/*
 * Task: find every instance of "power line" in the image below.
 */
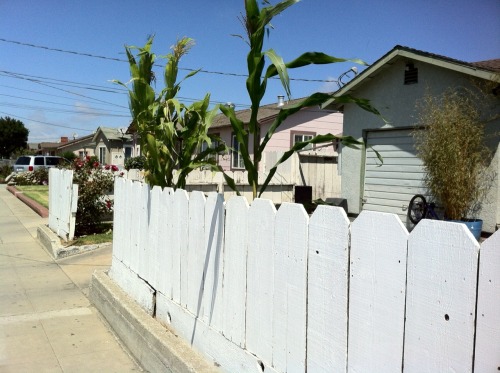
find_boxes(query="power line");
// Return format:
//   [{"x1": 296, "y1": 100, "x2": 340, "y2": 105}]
[
  {"x1": 0, "y1": 37, "x2": 340, "y2": 83},
  {"x1": 0, "y1": 102, "x2": 130, "y2": 117},
  {"x1": 0, "y1": 111, "x2": 95, "y2": 132},
  {"x1": 0, "y1": 93, "x2": 129, "y2": 114},
  {"x1": 0, "y1": 71, "x2": 129, "y2": 109}
]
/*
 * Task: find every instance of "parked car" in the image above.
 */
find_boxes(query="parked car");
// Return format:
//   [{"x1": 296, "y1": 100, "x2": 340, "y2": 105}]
[{"x1": 13, "y1": 155, "x2": 70, "y2": 173}]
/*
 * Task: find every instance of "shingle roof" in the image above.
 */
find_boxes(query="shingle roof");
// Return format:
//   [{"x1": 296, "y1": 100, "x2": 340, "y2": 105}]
[
  {"x1": 211, "y1": 97, "x2": 306, "y2": 128},
  {"x1": 93, "y1": 126, "x2": 132, "y2": 141},
  {"x1": 57, "y1": 134, "x2": 95, "y2": 150},
  {"x1": 471, "y1": 59, "x2": 500, "y2": 72}
]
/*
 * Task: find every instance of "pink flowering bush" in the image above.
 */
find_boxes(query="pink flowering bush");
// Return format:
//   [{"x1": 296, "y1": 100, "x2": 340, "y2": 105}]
[{"x1": 72, "y1": 156, "x2": 114, "y2": 235}]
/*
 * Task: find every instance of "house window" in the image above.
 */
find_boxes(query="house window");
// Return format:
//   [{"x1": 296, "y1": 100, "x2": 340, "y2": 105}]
[
  {"x1": 232, "y1": 134, "x2": 245, "y2": 169},
  {"x1": 291, "y1": 131, "x2": 315, "y2": 150},
  {"x1": 404, "y1": 63, "x2": 418, "y2": 85},
  {"x1": 99, "y1": 147, "x2": 106, "y2": 164},
  {"x1": 201, "y1": 136, "x2": 220, "y2": 164},
  {"x1": 124, "y1": 146, "x2": 133, "y2": 160},
  {"x1": 79, "y1": 151, "x2": 87, "y2": 159}
]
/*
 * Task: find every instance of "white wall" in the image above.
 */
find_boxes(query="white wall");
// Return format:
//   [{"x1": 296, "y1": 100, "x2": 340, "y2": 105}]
[{"x1": 340, "y1": 58, "x2": 499, "y2": 231}]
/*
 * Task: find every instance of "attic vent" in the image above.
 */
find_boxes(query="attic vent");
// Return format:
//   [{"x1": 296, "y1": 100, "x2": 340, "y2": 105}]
[{"x1": 404, "y1": 63, "x2": 418, "y2": 85}]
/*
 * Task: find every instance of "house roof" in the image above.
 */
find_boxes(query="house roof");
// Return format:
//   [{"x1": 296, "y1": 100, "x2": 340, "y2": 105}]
[
  {"x1": 57, "y1": 134, "x2": 95, "y2": 150},
  {"x1": 211, "y1": 97, "x2": 313, "y2": 129},
  {"x1": 92, "y1": 126, "x2": 132, "y2": 142},
  {"x1": 330, "y1": 45, "x2": 500, "y2": 101}
]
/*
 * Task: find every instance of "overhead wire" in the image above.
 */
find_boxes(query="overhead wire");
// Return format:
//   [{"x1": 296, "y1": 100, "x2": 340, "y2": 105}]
[{"x1": 0, "y1": 37, "x2": 340, "y2": 83}]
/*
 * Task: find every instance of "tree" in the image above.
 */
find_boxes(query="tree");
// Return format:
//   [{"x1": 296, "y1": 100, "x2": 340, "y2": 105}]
[
  {"x1": 219, "y1": 0, "x2": 381, "y2": 199},
  {"x1": 0, "y1": 116, "x2": 29, "y2": 158},
  {"x1": 114, "y1": 37, "x2": 226, "y2": 189}
]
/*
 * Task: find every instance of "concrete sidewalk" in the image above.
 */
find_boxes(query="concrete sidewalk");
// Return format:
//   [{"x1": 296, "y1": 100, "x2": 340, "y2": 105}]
[{"x1": 0, "y1": 186, "x2": 141, "y2": 372}]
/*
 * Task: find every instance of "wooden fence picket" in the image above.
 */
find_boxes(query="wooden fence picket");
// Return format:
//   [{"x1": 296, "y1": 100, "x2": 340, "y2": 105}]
[
  {"x1": 474, "y1": 230, "x2": 500, "y2": 372},
  {"x1": 157, "y1": 188, "x2": 174, "y2": 298},
  {"x1": 186, "y1": 191, "x2": 206, "y2": 317},
  {"x1": 121, "y1": 179, "x2": 134, "y2": 269},
  {"x1": 173, "y1": 189, "x2": 189, "y2": 306},
  {"x1": 137, "y1": 183, "x2": 150, "y2": 283},
  {"x1": 272, "y1": 203, "x2": 309, "y2": 373},
  {"x1": 404, "y1": 220, "x2": 479, "y2": 373},
  {"x1": 348, "y1": 211, "x2": 409, "y2": 372},
  {"x1": 202, "y1": 192, "x2": 225, "y2": 331},
  {"x1": 222, "y1": 196, "x2": 249, "y2": 347},
  {"x1": 147, "y1": 186, "x2": 161, "y2": 291},
  {"x1": 307, "y1": 206, "x2": 350, "y2": 373},
  {"x1": 246, "y1": 199, "x2": 276, "y2": 366}
]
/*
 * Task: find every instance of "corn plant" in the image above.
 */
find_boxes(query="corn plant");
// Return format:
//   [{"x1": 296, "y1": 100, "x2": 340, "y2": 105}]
[
  {"x1": 220, "y1": 0, "x2": 381, "y2": 199},
  {"x1": 114, "y1": 37, "x2": 226, "y2": 189}
]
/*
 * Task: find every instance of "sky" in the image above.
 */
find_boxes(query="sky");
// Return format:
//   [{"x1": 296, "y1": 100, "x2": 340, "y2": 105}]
[{"x1": 0, "y1": 0, "x2": 499, "y2": 144}]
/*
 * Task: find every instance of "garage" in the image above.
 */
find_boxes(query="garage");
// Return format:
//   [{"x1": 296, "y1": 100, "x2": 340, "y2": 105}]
[{"x1": 362, "y1": 129, "x2": 426, "y2": 224}]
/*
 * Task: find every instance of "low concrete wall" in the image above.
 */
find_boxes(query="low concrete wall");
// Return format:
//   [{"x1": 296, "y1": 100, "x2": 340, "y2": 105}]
[{"x1": 89, "y1": 270, "x2": 221, "y2": 373}]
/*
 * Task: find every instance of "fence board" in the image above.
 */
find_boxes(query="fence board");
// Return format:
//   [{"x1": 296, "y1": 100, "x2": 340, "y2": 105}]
[
  {"x1": 202, "y1": 192, "x2": 225, "y2": 331},
  {"x1": 404, "y1": 220, "x2": 479, "y2": 373},
  {"x1": 138, "y1": 183, "x2": 150, "y2": 283},
  {"x1": 187, "y1": 191, "x2": 206, "y2": 317},
  {"x1": 111, "y1": 178, "x2": 123, "y2": 262},
  {"x1": 223, "y1": 196, "x2": 249, "y2": 347},
  {"x1": 474, "y1": 230, "x2": 500, "y2": 372},
  {"x1": 147, "y1": 186, "x2": 161, "y2": 290},
  {"x1": 157, "y1": 188, "x2": 174, "y2": 298},
  {"x1": 272, "y1": 203, "x2": 309, "y2": 373},
  {"x1": 307, "y1": 206, "x2": 350, "y2": 373},
  {"x1": 174, "y1": 189, "x2": 189, "y2": 306},
  {"x1": 246, "y1": 199, "x2": 276, "y2": 367},
  {"x1": 348, "y1": 210, "x2": 408, "y2": 372}
]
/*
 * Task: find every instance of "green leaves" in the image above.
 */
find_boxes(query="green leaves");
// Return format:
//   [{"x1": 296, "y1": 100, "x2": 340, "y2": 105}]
[
  {"x1": 115, "y1": 37, "x2": 226, "y2": 189},
  {"x1": 219, "y1": 0, "x2": 382, "y2": 199}
]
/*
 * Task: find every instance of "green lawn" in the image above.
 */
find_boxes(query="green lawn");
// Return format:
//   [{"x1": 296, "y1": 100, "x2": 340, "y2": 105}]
[{"x1": 15, "y1": 185, "x2": 49, "y2": 208}]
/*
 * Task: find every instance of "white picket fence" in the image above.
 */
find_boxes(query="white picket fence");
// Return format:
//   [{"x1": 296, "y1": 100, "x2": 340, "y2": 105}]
[
  {"x1": 48, "y1": 168, "x2": 78, "y2": 241},
  {"x1": 109, "y1": 178, "x2": 499, "y2": 373}
]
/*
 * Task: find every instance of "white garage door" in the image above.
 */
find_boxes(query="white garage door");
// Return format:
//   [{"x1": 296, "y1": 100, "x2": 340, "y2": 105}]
[{"x1": 362, "y1": 129, "x2": 426, "y2": 224}]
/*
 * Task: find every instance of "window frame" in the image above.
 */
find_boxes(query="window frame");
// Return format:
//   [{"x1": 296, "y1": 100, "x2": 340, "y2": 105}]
[
  {"x1": 290, "y1": 130, "x2": 316, "y2": 151},
  {"x1": 231, "y1": 133, "x2": 245, "y2": 170}
]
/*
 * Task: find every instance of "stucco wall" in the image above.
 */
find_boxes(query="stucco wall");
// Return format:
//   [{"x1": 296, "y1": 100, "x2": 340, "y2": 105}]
[{"x1": 340, "y1": 58, "x2": 499, "y2": 232}]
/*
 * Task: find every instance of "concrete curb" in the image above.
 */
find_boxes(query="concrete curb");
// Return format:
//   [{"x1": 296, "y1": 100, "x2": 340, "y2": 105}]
[
  {"x1": 89, "y1": 270, "x2": 221, "y2": 373},
  {"x1": 37, "y1": 224, "x2": 112, "y2": 260},
  {"x1": 6, "y1": 185, "x2": 49, "y2": 218}
]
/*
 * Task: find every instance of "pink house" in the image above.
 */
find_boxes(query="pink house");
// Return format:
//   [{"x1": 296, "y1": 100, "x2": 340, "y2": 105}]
[{"x1": 209, "y1": 97, "x2": 343, "y2": 171}]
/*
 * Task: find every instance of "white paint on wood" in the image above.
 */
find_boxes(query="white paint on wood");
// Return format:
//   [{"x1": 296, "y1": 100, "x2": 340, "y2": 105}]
[
  {"x1": 202, "y1": 192, "x2": 225, "y2": 331},
  {"x1": 48, "y1": 169, "x2": 76, "y2": 240},
  {"x1": 156, "y1": 292, "x2": 279, "y2": 373},
  {"x1": 187, "y1": 191, "x2": 206, "y2": 319},
  {"x1": 111, "y1": 178, "x2": 125, "y2": 262},
  {"x1": 475, "y1": 230, "x2": 500, "y2": 372},
  {"x1": 173, "y1": 189, "x2": 190, "y2": 308},
  {"x1": 246, "y1": 199, "x2": 276, "y2": 366},
  {"x1": 404, "y1": 219, "x2": 479, "y2": 373},
  {"x1": 272, "y1": 203, "x2": 309, "y2": 373},
  {"x1": 138, "y1": 182, "x2": 150, "y2": 283},
  {"x1": 148, "y1": 186, "x2": 161, "y2": 290},
  {"x1": 173, "y1": 189, "x2": 189, "y2": 306},
  {"x1": 348, "y1": 210, "x2": 409, "y2": 372},
  {"x1": 223, "y1": 196, "x2": 249, "y2": 347},
  {"x1": 157, "y1": 188, "x2": 173, "y2": 298},
  {"x1": 307, "y1": 206, "x2": 350, "y2": 373}
]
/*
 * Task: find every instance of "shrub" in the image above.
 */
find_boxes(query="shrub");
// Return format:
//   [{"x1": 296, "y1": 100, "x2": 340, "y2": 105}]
[
  {"x1": 414, "y1": 88, "x2": 493, "y2": 220},
  {"x1": 13, "y1": 168, "x2": 49, "y2": 185},
  {"x1": 60, "y1": 151, "x2": 77, "y2": 162},
  {"x1": 72, "y1": 156, "x2": 114, "y2": 236},
  {"x1": 124, "y1": 155, "x2": 146, "y2": 171}
]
